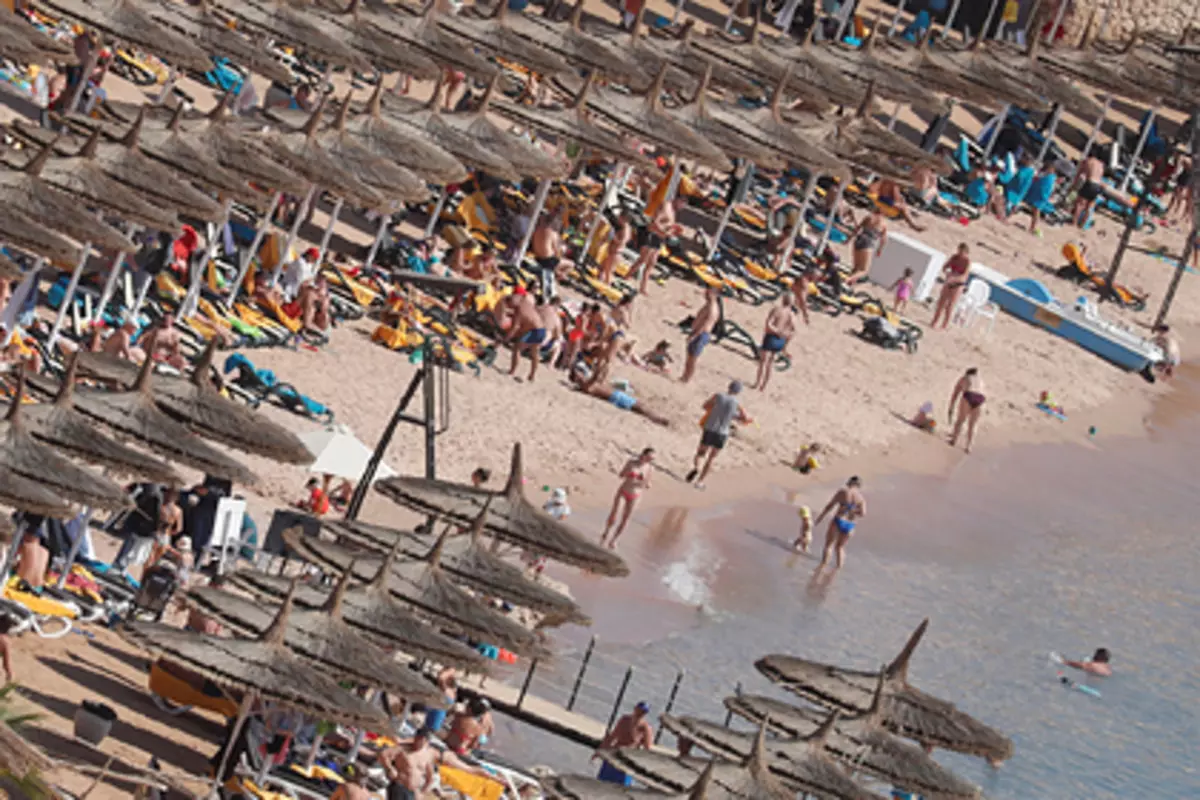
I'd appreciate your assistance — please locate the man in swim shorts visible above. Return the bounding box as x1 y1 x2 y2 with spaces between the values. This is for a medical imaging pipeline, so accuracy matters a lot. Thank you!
593 701 654 785
508 296 561 382
682 286 720 384
752 293 797 391
815 476 866 569
686 380 751 490
1070 155 1105 228
531 213 564 299
380 726 438 800
1063 648 1112 677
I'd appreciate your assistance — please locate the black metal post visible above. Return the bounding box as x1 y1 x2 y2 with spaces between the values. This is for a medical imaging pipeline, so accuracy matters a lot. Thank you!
605 666 634 733
517 657 540 709
653 670 686 745
1103 182 1153 299
566 636 596 711
1155 115 1200 327
723 681 741 727
422 345 437 480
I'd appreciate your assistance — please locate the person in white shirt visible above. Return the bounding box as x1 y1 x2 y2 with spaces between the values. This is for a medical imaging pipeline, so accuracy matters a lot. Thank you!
281 247 320 302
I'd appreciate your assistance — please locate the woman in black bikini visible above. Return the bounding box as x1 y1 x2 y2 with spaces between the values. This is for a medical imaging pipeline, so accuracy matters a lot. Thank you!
848 210 886 284
948 367 986 454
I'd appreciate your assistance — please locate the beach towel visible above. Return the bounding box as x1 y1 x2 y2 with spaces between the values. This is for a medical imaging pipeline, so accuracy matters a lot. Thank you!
1004 165 1036 211
1027 173 1058 213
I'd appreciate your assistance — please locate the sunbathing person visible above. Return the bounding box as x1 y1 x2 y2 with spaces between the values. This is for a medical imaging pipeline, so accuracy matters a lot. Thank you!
101 317 144 363
142 313 186 370
871 178 925 231
571 372 670 426
911 163 949 211
297 274 332 334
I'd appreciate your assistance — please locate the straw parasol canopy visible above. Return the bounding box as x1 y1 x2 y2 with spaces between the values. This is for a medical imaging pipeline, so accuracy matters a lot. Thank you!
316 92 429 205
0 720 54 781
495 0 647 84
805 23 950 114
1036 17 1154 101
120 580 390 728
871 30 1022 112
227 567 489 670
344 82 468 185
211 0 369 71
11 114 225 223
22 354 181 485
146 0 294 84
755 620 1014 763
34 0 213 74
603 723 793 798
314 0 440 80
0 463 72 517
0 208 79 264
0 143 135 254
375 443 629 577
987 35 1105 119
925 34 1053 114
436 0 572 78
36 355 257 485
187 567 445 703
282 526 547 656
0 17 77 65
0 255 22 283
557 66 732 171
361 2 498 80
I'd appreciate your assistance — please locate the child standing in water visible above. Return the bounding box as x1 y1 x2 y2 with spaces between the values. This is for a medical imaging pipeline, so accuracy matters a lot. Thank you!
792 506 813 553
891 268 915 313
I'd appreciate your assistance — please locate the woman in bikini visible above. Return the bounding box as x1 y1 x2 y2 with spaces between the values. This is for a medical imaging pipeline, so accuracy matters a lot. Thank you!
848 210 887 284
948 367 986 453
815 476 865 570
600 447 655 549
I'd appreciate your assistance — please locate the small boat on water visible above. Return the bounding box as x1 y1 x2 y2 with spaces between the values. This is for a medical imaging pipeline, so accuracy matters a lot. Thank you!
984 278 1164 375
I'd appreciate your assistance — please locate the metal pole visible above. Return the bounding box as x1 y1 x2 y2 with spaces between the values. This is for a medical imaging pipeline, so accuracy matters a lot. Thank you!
94 252 128 325
981 104 1010 164
2 261 42 346
707 165 755 261
779 175 817 269
943 0 964 39
363 215 390 271
345 689 378 764
315 197 344 266
1044 0 1069 43
985 0 1004 39
566 636 596 711
663 160 684 207
516 657 540 708
1066 97 1112 187
421 340 436 480
512 178 552 267
580 164 625 266
671 0 686 25
815 180 846 255
46 245 90 353
130 270 154 318
55 508 91 589
211 693 255 799
653 671 685 744
344 361 427 520
229 191 282 306
1103 181 1153 296
1036 106 1063 164
182 205 231 319
424 187 449 239
1119 107 1159 196
833 0 855 43
278 186 317 285
604 666 635 733
888 0 910 36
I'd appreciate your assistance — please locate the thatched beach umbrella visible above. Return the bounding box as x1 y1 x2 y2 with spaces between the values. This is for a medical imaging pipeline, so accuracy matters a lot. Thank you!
34 0 212 74
436 1 572 78
362 3 498 81
39 356 257 485
318 92 429 205
120 581 390 736
187 567 444 703
0 209 78 264
376 443 630 577
282 527 547 656
23 354 180 484
755 620 1014 763
0 464 72 517
146 0 293 84
227 566 489 670
808 25 950 114
211 0 368 70
0 19 76 65
499 0 647 84
346 82 468 185
319 0 439 80
546 764 716 799
872 31 1020 112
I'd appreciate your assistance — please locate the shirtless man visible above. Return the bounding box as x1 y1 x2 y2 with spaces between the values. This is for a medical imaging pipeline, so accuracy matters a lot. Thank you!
329 765 370 800
531 214 564 299
682 286 719 384
593 702 653 786
380 727 438 800
1062 648 1113 677
504 286 540 341
464 245 498 282
1071 155 1106 228
630 197 684 295
911 163 947 211
752 293 797 391
508 295 560 381
143 313 185 369
871 178 924 231
815 476 866 569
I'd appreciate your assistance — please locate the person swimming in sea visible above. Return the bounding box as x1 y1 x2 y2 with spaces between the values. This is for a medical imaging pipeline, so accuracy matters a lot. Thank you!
815 476 865 569
1062 648 1112 677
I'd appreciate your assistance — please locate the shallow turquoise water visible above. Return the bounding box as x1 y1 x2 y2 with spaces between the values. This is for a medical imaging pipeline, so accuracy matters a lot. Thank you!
492 365 1200 799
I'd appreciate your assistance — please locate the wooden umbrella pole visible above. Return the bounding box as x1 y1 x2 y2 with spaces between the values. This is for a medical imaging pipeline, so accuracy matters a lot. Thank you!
278 185 318 285
46 244 91 353
424 187 449 239
1118 106 1159 195
229 191 283 307
181 202 232 320
512 178 552 267
315 198 344 267
815 180 846 255
1154 114 1200 327
363 214 390 271
211 693 256 800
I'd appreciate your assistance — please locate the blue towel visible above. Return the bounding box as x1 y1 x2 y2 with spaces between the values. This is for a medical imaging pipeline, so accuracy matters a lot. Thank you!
954 137 971 173
1027 174 1058 213
1004 165 1036 210
965 177 991 207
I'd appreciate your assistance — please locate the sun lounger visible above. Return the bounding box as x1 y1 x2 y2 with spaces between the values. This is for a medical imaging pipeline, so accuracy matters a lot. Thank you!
1057 243 1148 310
148 659 240 718
223 353 335 422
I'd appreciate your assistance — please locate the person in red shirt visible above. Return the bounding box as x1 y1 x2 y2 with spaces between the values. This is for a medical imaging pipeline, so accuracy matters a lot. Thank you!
931 243 972 330
298 477 331 516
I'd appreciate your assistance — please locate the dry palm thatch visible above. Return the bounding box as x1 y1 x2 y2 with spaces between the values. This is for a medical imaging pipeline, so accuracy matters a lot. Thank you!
871 30 1014 112
557 66 731 171
212 0 368 70
187 567 444 703
49 355 256 485
926 34 1052 113
0 464 72 517
120 580 390 729
283 526 547 656
671 703 981 800
807 24 949 114
0 205 80 264
317 0 438 80
761 24 869 101
318 92 428 205
1037 17 1152 101
986 35 1104 119
0 370 131 511
376 443 629 577
544 774 685 798
10 133 180 234
604 723 793 799
0 720 53 780
146 0 293 84
23 354 180 484
35 0 212 72
11 114 224 223
497 0 647 85
755 619 1014 763
0 21 74 65
0 143 135 254
436 0 572 77
0 255 21 283
361 2 498 80
227 566 489 670
344 82 468 185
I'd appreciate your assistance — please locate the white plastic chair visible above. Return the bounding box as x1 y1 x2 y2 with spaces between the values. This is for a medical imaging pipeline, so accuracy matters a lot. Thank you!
953 279 998 335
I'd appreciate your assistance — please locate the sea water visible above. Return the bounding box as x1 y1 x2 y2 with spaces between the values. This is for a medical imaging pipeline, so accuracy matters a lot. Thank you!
492 365 1200 799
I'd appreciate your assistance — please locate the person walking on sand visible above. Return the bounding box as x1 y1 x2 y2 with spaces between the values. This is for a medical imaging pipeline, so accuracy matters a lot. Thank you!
930 243 972 330
752 293 797 391
630 197 683 295
593 701 654 786
1070 154 1106 228
948 367 986 453
600 448 654 549
508 296 560 382
682 286 720 384
815 476 866 569
686 381 751 490
531 213 564 299
847 208 887 284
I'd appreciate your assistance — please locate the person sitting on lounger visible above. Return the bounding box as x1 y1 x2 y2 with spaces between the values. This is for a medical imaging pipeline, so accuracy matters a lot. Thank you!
101 317 142 363
142 313 185 370
1025 162 1059 235
573 373 670 426
298 275 332 334
870 178 925 232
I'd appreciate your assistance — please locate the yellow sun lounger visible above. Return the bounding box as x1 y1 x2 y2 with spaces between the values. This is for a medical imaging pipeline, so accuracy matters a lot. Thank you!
148 660 240 718
439 765 506 800
5 578 77 619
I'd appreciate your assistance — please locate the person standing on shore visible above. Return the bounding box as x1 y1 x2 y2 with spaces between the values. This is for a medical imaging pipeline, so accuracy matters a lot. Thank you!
682 287 720 384
593 701 654 786
815 476 866 569
600 448 655 549
930 243 972 330
379 727 438 800
948 367 986 453
752 293 797 391
686 381 751 490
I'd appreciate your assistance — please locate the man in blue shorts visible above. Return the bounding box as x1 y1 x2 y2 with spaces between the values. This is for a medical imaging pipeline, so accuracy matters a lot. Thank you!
682 286 720 384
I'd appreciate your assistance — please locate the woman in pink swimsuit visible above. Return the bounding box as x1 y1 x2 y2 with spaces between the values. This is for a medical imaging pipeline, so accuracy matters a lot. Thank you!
600 448 655 549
